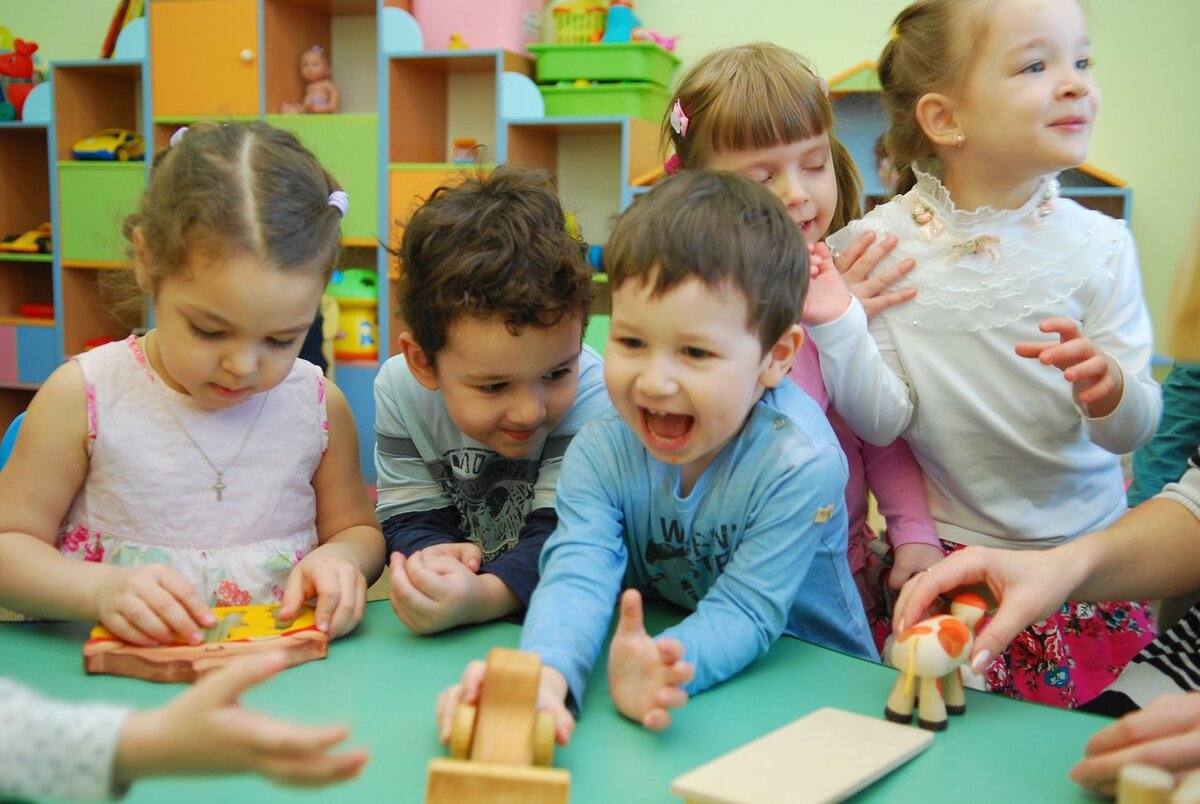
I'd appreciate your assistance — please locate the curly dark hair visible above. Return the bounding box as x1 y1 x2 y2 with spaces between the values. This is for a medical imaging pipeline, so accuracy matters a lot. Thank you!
394 165 592 365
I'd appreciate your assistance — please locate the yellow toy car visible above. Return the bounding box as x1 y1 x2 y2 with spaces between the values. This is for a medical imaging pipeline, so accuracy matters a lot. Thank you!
0 222 52 253
71 128 145 161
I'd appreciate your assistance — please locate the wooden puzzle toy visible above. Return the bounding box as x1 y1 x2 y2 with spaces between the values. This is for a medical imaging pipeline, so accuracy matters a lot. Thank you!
83 603 328 683
670 707 933 803
427 647 569 804
884 593 988 731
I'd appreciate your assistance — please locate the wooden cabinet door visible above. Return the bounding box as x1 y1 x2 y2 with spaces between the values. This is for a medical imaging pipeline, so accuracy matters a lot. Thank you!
150 0 259 116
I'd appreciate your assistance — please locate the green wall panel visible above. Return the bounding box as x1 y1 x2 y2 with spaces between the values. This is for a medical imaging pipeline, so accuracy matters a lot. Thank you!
57 162 145 263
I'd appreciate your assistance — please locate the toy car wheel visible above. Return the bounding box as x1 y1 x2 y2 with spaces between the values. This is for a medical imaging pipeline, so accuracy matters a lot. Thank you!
116 146 129 162
35 236 50 253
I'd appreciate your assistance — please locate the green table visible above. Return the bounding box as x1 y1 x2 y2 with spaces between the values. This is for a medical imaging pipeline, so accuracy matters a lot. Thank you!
0 601 1105 802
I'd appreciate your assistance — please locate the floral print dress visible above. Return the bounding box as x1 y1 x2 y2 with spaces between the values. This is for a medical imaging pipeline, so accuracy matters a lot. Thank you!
56 336 327 607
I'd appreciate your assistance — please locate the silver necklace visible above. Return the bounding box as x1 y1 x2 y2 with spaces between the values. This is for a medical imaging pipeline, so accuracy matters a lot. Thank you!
147 333 269 502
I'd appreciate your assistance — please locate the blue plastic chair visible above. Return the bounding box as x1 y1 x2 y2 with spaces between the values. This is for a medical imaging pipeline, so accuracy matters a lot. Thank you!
0 411 24 472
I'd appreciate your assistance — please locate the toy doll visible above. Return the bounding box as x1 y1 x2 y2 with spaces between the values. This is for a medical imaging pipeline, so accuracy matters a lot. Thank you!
282 45 338 114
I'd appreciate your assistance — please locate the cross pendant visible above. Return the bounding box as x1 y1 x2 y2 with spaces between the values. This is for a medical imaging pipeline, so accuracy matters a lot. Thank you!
214 476 225 502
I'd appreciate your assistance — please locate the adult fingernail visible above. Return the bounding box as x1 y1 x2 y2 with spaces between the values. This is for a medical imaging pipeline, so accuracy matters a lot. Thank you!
970 649 992 674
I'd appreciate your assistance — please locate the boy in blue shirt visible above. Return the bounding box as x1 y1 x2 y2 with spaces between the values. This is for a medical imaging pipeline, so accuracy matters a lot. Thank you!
375 167 609 634
436 170 874 743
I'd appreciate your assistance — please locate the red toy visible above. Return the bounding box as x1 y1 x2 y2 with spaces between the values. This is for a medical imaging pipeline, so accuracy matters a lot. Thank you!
0 39 39 121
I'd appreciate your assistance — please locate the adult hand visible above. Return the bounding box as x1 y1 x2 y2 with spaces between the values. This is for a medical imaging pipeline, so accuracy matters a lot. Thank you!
892 544 1081 673
1071 693 1200 796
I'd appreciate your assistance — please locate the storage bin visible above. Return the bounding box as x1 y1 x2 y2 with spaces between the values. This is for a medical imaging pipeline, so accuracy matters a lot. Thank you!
529 42 680 87
539 81 670 122
412 0 544 55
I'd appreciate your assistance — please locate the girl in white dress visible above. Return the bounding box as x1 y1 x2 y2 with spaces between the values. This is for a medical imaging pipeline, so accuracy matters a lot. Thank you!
805 0 1162 707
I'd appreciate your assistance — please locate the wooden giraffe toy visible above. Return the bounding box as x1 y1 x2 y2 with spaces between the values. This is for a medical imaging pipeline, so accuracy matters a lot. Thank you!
884 593 988 731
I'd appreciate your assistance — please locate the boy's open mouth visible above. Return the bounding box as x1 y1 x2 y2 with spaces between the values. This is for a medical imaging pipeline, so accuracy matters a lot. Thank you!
641 407 694 448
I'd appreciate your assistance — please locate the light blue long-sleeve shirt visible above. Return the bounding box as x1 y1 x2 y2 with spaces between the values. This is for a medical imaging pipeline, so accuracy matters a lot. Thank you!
519 381 876 709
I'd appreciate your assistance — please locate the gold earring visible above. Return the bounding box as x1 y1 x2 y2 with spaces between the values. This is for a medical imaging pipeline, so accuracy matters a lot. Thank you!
955 132 965 147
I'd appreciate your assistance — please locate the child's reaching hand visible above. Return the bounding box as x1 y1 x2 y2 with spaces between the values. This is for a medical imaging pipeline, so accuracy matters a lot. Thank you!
1016 317 1125 417
435 658 576 748
96 564 217 647
279 545 367 638
606 589 694 731
801 242 855 327
887 543 946 592
389 543 512 634
833 231 918 319
115 650 367 787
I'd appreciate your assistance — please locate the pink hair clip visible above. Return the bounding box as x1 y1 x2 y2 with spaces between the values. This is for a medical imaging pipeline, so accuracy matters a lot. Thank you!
663 154 683 175
669 99 689 138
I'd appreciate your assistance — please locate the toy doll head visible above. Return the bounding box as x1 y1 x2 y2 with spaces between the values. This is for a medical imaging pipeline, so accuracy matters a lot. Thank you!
300 46 331 83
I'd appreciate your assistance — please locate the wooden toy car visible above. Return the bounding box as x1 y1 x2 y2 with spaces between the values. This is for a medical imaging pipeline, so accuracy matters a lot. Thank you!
427 648 569 804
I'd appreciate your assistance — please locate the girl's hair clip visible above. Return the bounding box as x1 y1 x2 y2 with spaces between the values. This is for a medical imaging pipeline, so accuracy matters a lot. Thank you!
890 24 900 42
328 190 350 218
169 126 188 148
309 44 325 54
669 99 689 138
663 153 683 175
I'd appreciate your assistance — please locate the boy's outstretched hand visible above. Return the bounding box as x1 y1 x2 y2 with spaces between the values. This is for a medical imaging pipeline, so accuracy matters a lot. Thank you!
115 650 367 787
607 589 694 731
435 659 576 748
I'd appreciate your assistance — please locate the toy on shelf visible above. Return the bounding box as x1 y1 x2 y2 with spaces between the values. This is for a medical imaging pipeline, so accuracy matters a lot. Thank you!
0 222 52 253
884 593 988 731
327 268 378 361
452 138 478 163
17 303 54 319
281 45 339 114
427 648 569 804
448 33 470 50
551 2 608 43
0 38 39 121
83 604 329 683
631 27 678 51
72 129 145 161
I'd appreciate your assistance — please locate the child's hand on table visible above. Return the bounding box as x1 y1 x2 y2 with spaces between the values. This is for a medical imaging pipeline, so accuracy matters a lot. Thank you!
607 589 694 731
436 659 576 747
281 545 367 638
96 564 216 647
387 544 493 634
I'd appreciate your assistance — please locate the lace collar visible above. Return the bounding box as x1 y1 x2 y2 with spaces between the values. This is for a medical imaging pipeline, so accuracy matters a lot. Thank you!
909 161 1059 236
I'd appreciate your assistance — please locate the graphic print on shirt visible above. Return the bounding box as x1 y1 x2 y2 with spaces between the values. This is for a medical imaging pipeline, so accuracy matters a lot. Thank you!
644 516 738 607
429 447 540 561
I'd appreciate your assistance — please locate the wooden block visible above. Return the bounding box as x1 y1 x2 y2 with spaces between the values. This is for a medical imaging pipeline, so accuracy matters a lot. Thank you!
1117 763 1175 804
670 707 934 804
82 604 328 683
471 647 543 765
427 758 569 804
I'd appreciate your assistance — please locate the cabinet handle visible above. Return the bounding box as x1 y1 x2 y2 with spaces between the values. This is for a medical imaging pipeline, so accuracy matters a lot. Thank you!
240 48 255 63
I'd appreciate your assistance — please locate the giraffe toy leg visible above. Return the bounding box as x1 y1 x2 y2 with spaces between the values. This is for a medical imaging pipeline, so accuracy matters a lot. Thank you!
943 668 967 716
884 674 916 723
916 676 948 731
